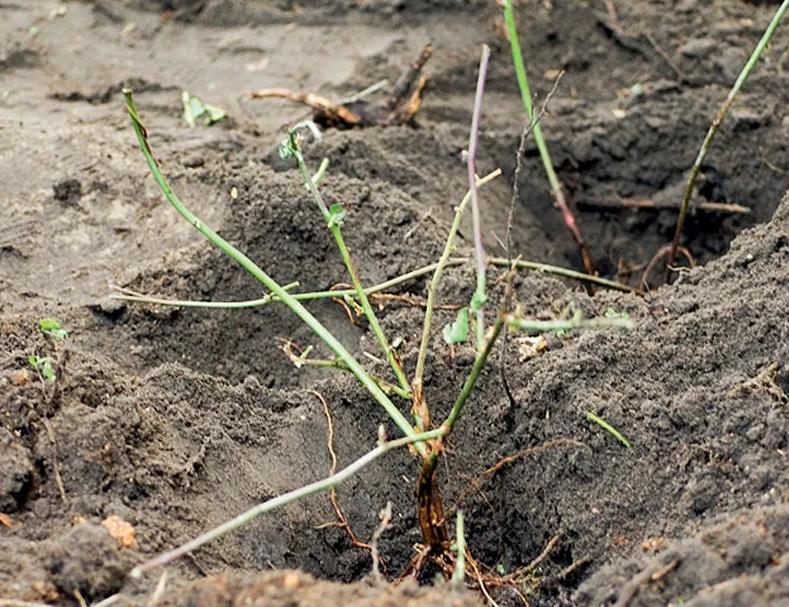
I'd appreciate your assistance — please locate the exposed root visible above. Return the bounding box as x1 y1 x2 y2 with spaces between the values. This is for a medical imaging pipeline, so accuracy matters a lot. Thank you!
501 533 561 584
248 45 434 129
396 537 563 606
390 439 593 603
466 555 503 607
556 555 590 581
372 292 460 311
396 455 575 604
279 339 406 397
641 243 695 290
308 390 373 553
578 196 750 215
248 89 362 125
327 282 460 317
611 558 681 607
449 438 590 516
395 544 431 583
370 501 393 583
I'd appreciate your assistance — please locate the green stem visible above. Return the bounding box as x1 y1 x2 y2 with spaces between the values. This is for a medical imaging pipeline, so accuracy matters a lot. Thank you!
290 356 410 399
502 1 595 277
111 260 467 308
292 138 411 395
123 90 422 454
111 254 638 312
438 310 506 442
487 258 639 293
129 428 445 578
666 0 789 283
438 291 633 450
413 170 502 404
451 510 466 591
310 157 330 188
502 1 560 196
467 45 491 350
505 314 633 332
586 411 631 448
437 271 518 456
332 223 411 394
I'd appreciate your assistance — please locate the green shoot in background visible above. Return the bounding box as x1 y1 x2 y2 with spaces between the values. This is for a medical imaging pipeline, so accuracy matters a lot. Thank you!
500 0 595 277
39 318 68 340
665 0 789 282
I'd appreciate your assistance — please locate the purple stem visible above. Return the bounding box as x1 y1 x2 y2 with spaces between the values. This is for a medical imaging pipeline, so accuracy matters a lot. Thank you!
467 44 491 349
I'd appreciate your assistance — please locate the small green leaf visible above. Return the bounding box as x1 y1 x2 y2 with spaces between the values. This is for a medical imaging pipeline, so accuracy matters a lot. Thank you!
203 103 227 125
292 345 313 369
182 91 196 127
327 203 347 229
29 355 56 382
288 120 322 145
443 308 469 344
188 96 206 123
182 92 226 127
278 141 293 160
39 318 68 340
470 290 487 311
309 157 330 190
586 411 630 448
605 307 629 320
42 360 55 381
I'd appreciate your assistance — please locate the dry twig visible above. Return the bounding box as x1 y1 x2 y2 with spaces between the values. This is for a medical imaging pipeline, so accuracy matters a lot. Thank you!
249 45 434 128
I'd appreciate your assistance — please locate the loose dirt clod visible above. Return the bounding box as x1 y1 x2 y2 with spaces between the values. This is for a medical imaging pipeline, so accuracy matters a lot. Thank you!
44 524 137 600
101 515 138 550
0 428 33 513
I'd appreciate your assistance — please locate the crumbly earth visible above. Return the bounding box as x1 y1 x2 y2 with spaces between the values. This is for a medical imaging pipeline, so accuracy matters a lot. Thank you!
1 1 789 606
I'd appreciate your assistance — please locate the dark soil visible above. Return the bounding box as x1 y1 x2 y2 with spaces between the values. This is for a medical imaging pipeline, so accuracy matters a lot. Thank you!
2 1 789 606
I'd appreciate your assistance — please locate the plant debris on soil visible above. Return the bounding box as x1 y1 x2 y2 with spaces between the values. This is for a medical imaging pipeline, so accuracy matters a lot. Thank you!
2 1 789 607
249 43 434 128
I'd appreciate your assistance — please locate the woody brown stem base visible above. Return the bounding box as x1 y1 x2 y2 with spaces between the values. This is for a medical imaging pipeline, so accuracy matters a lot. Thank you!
417 458 449 552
